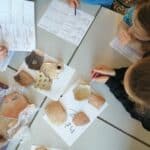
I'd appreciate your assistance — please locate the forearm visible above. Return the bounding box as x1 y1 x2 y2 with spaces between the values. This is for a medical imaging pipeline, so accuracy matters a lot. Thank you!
106 76 134 112
117 21 129 34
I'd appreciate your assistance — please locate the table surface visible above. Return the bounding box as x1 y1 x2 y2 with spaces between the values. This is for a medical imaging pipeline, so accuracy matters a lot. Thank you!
1 0 150 150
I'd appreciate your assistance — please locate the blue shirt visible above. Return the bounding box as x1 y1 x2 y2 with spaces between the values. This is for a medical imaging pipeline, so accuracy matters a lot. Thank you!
82 0 113 7
123 7 135 26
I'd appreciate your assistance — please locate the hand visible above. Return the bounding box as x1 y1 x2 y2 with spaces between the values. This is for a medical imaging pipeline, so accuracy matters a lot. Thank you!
117 21 132 46
91 65 115 83
67 0 79 8
0 45 8 61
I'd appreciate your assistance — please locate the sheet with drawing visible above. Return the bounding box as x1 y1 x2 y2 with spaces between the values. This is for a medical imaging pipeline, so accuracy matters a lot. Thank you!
43 82 108 146
38 0 94 46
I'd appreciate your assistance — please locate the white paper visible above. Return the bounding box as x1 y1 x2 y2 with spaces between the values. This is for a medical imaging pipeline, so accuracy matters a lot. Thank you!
16 53 75 100
0 0 34 25
0 24 35 51
43 82 108 146
110 37 142 63
38 0 94 46
0 51 14 72
0 0 35 51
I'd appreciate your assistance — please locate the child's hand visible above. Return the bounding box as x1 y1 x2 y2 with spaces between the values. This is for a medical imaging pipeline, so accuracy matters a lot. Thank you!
0 45 8 60
117 21 132 46
67 0 79 8
91 65 115 83
118 29 132 45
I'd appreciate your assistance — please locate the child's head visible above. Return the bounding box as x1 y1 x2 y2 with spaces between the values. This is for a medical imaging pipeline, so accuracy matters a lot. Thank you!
129 0 150 42
124 56 150 108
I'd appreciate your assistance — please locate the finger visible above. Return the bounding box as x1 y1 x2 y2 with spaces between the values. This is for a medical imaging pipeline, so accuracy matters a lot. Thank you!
0 50 7 60
120 30 132 44
91 72 101 79
70 0 79 8
92 68 115 76
92 76 109 83
119 34 129 45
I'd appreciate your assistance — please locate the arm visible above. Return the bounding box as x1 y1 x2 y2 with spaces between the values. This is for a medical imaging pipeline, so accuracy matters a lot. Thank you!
117 7 135 45
141 117 150 131
105 75 134 112
91 66 150 131
106 70 150 131
114 67 127 81
117 21 132 45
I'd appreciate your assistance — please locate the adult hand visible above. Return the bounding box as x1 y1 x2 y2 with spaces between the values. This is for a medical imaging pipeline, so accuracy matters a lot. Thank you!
91 65 115 83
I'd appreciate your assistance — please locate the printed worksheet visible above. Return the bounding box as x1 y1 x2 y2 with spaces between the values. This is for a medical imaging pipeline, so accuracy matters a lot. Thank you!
38 0 94 46
43 82 108 146
110 37 142 63
0 0 35 51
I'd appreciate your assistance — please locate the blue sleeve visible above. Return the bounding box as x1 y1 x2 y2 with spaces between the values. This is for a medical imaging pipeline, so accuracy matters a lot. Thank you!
123 7 135 26
82 0 113 7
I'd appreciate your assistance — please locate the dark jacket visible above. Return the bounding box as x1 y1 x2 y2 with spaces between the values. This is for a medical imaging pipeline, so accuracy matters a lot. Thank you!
106 67 150 131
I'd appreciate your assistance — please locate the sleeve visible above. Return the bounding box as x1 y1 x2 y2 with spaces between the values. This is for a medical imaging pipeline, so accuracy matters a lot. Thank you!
123 7 134 26
141 117 150 131
105 75 134 112
114 67 127 81
106 69 150 131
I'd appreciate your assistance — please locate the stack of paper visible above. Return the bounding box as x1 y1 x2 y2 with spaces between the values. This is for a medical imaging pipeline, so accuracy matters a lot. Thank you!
0 0 35 51
0 0 35 71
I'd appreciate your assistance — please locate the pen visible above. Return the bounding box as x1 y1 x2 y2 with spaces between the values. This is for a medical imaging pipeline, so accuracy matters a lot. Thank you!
74 2 77 16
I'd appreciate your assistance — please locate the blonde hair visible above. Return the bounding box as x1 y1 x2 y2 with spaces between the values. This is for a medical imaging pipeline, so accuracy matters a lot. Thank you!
124 57 150 107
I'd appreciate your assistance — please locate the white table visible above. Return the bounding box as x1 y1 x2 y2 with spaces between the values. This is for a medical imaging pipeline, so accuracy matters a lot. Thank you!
69 7 150 146
1 1 150 150
9 0 100 70
17 98 150 150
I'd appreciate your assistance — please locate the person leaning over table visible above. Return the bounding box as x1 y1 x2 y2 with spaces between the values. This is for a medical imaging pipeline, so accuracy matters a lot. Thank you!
118 0 150 53
67 0 113 8
91 52 150 131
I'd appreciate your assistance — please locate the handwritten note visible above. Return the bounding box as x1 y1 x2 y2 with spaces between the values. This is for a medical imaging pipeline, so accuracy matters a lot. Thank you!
0 0 35 51
43 82 108 146
110 37 142 63
38 0 94 46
